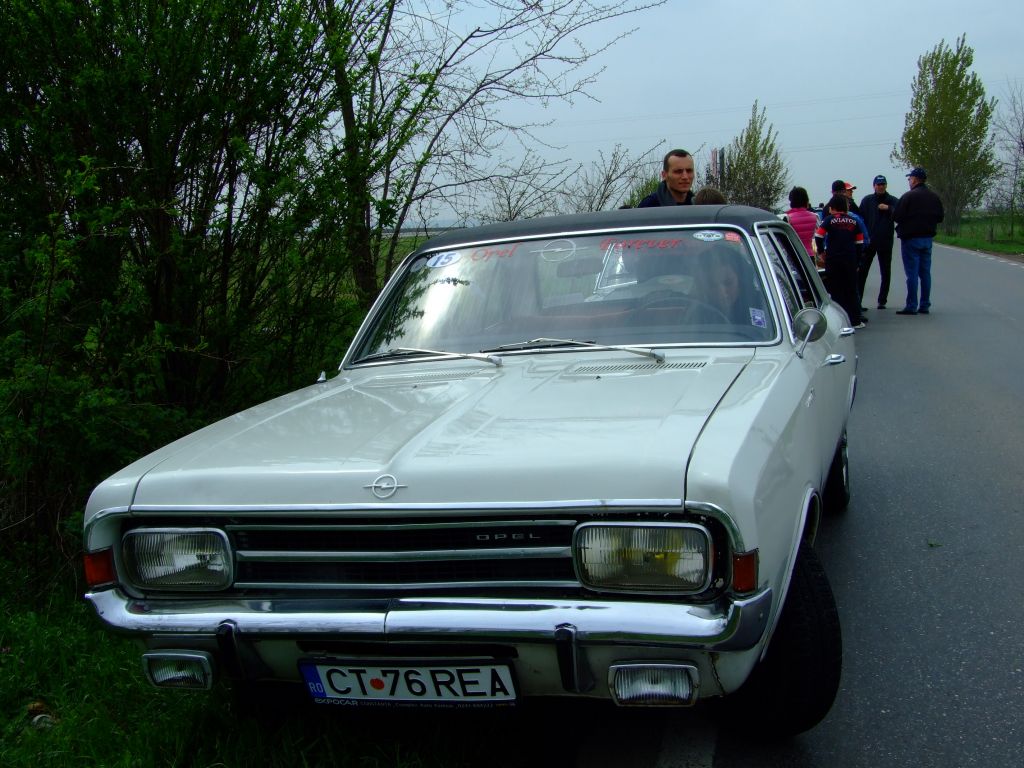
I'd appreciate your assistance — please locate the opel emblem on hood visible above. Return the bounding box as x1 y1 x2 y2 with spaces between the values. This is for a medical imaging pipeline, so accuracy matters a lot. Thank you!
365 474 407 499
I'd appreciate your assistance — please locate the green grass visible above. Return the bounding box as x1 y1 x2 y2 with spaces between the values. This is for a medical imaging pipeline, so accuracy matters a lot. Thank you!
934 212 1024 258
0 557 509 768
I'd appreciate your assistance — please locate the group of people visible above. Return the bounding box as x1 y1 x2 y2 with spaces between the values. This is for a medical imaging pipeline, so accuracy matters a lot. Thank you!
633 148 946 328
801 170 945 327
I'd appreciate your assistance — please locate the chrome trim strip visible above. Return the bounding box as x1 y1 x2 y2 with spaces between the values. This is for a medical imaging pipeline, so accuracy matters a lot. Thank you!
683 500 747 552
414 222 755 255
85 588 772 652
127 499 683 514
235 546 571 562
232 579 580 590
83 506 132 551
226 519 579 532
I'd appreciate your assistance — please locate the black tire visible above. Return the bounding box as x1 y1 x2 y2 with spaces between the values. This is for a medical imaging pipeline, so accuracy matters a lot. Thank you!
724 544 842 738
823 431 850 514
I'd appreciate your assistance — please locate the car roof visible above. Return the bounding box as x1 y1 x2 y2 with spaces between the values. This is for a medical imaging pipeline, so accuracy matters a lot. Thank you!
417 205 782 251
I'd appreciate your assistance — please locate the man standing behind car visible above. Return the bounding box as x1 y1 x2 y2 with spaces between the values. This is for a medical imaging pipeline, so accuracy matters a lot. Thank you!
893 167 944 315
815 194 866 329
831 179 863 217
638 149 695 206
858 175 900 309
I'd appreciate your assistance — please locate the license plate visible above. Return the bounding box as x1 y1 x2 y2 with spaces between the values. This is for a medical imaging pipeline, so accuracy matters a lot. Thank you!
300 660 517 707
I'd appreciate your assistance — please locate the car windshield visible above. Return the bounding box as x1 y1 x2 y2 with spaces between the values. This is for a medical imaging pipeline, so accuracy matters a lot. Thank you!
352 227 777 361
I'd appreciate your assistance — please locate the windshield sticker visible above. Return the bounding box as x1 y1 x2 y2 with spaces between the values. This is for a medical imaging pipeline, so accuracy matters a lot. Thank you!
470 244 519 261
597 237 682 251
749 308 768 328
536 239 577 262
693 231 723 242
725 232 742 242
427 251 461 268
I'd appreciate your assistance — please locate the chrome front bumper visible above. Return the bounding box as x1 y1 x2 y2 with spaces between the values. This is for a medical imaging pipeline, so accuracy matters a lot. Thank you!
86 589 772 652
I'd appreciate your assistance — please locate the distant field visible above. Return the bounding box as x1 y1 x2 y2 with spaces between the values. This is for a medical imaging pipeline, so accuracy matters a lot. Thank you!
935 213 1024 260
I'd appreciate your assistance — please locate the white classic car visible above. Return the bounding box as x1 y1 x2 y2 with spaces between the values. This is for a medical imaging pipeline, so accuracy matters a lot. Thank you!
83 205 856 736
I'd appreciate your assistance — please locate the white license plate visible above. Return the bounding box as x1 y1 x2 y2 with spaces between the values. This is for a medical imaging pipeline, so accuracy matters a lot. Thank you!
300 660 517 706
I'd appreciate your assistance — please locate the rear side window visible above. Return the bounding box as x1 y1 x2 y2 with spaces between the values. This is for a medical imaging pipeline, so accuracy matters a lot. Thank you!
764 228 821 308
760 232 802 320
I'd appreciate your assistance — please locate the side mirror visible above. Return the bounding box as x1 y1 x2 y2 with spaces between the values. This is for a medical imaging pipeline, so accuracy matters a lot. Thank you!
792 308 827 358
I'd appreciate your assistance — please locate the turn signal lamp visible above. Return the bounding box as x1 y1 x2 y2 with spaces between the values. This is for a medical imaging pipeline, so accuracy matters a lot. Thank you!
83 548 116 588
732 549 759 593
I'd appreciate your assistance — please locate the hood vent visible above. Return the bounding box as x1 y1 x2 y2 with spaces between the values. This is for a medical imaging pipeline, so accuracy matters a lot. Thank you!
570 361 706 376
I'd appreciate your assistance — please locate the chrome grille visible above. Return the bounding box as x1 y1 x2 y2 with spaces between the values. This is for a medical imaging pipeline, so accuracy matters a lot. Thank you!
226 517 579 592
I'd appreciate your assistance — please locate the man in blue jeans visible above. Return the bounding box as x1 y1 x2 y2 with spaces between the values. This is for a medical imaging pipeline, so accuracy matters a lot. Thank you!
893 167 945 315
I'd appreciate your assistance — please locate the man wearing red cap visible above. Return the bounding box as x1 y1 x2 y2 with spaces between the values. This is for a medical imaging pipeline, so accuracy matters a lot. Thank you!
831 179 862 216
829 180 869 312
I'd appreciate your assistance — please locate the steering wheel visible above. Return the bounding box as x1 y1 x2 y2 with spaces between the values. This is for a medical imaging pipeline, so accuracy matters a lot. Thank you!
639 290 732 325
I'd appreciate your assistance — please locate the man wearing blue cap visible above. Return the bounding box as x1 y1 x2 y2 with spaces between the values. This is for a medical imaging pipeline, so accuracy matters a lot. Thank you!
893 168 944 315
858 175 899 308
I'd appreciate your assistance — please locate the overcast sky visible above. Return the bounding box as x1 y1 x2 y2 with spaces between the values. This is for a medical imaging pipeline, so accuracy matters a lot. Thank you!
504 0 1022 208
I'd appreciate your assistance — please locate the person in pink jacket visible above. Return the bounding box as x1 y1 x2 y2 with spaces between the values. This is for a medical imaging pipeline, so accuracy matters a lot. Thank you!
784 186 820 265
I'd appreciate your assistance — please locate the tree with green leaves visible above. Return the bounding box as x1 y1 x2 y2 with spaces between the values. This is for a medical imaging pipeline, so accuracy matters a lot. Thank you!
718 101 789 211
892 35 997 234
0 0 664 569
1 0 356 564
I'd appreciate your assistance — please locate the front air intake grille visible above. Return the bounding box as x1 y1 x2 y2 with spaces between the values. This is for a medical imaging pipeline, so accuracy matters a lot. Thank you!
235 557 574 588
226 516 580 592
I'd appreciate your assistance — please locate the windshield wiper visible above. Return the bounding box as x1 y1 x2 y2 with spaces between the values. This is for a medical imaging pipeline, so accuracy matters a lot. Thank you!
353 347 502 367
482 337 664 363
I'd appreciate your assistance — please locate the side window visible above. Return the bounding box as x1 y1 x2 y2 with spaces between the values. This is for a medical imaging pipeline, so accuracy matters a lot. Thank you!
759 232 802 320
766 229 822 308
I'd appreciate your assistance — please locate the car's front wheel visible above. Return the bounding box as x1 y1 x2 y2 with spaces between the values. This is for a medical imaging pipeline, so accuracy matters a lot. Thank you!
723 544 842 738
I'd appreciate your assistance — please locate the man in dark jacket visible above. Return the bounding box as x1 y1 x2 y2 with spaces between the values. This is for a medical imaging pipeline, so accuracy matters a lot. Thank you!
858 175 900 308
638 149 695 206
814 194 866 328
893 167 945 315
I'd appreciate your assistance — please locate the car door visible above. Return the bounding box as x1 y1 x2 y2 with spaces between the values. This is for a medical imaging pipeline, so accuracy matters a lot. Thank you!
758 225 855 483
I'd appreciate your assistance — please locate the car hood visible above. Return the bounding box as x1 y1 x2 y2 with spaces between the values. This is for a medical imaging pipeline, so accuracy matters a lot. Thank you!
127 351 753 509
